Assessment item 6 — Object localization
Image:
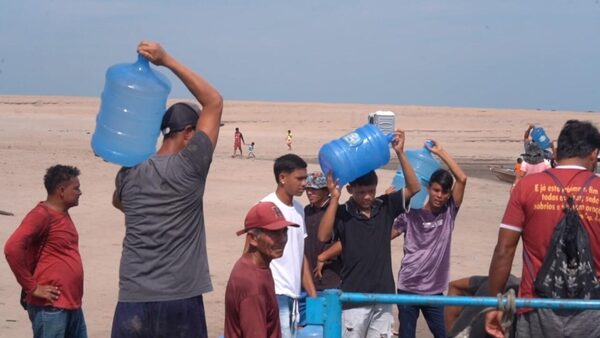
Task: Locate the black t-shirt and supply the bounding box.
[304,200,342,290]
[334,189,408,296]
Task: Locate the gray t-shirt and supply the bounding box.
[116,132,214,302]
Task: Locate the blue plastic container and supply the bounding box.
[530,126,552,150]
[319,124,394,186]
[91,54,171,167]
[392,143,441,209]
[297,325,323,337]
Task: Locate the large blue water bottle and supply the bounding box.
[392,141,441,208]
[319,124,394,186]
[530,126,552,150]
[91,54,171,167]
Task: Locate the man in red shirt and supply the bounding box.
[4,164,86,337]
[232,127,245,158]
[224,201,299,338]
[486,120,600,337]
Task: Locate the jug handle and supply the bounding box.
[385,133,395,143]
[135,53,151,72]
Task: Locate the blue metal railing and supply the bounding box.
[305,289,600,338]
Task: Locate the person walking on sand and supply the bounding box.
[111,41,223,338]
[224,202,300,338]
[232,127,245,158]
[247,142,256,159]
[5,164,87,338]
[286,130,293,150]
[485,120,600,338]
[391,140,467,338]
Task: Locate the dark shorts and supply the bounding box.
[111,295,207,338]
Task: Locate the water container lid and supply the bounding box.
[372,110,395,116]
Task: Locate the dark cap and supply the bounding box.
[236,202,299,236]
[160,102,200,136]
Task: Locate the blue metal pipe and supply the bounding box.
[339,292,600,310]
[308,290,600,337]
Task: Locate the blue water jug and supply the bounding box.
[319,124,394,186]
[392,142,441,209]
[91,54,171,167]
[530,126,552,150]
[297,325,323,337]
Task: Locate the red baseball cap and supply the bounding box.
[236,202,299,236]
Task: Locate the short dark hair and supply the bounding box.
[517,158,523,164]
[556,120,600,161]
[44,165,80,194]
[273,154,307,183]
[429,169,454,192]
[350,171,378,187]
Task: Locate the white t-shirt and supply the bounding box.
[261,192,307,298]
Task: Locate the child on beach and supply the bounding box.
[391,140,467,338]
[247,142,255,159]
[286,130,293,150]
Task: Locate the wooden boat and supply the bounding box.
[489,166,516,184]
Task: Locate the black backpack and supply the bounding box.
[532,170,600,299]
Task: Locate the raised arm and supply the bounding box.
[137,41,224,149]
[427,141,468,207]
[523,124,534,143]
[392,130,420,200]
[484,228,521,338]
[318,172,341,242]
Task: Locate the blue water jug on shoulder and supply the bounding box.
[530,126,552,150]
[91,54,171,167]
[319,124,394,186]
[392,141,441,209]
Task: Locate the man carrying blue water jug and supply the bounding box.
[318,129,421,337]
[111,41,223,338]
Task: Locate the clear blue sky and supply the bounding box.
[1,0,599,112]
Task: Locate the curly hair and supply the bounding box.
[44,165,80,194]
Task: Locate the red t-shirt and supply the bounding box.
[501,167,600,301]
[4,202,84,309]
[234,131,243,147]
[224,255,281,338]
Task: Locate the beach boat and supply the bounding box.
[489,166,516,184]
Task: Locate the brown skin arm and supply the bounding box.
[137,41,224,149]
[302,255,317,297]
[314,241,342,279]
[484,228,521,338]
[112,173,124,212]
[444,277,473,332]
[393,130,420,200]
[427,141,468,207]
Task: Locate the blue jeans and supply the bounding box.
[276,294,298,338]
[111,295,207,338]
[27,305,88,338]
[397,289,446,338]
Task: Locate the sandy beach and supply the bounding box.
[0,95,597,337]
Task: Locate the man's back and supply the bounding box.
[116,132,214,302]
[502,167,600,299]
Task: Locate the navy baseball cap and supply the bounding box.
[160,102,200,136]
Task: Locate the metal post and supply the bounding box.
[323,289,342,338]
